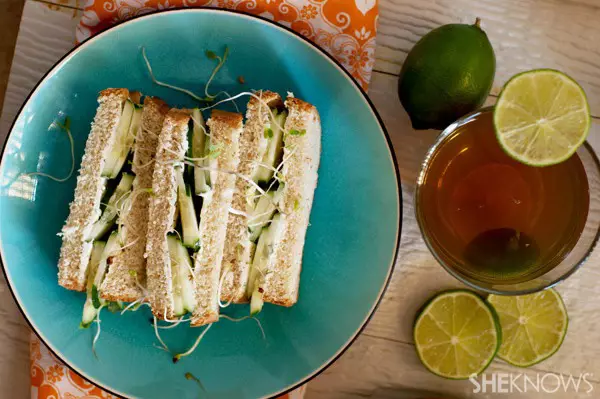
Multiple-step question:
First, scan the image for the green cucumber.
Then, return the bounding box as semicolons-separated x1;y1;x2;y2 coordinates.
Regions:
81;241;106;328
191;109;210;194
255;111;287;183
247;214;281;314
93;231;120;289
102;100;138;178
250;285;264;316
175;167;200;249
87;173;135;241
167;234;196;315
248;192;276;242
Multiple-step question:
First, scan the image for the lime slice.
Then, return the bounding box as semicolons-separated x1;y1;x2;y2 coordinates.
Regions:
414;290;501;379
487;288;568;367
494;69;590;166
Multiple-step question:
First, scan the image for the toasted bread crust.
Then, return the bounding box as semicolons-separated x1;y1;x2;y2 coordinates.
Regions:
99;88;129;100
100;97;168;303
220;91;282;303
209;109;243;131
259;96;321;306
58;88;129;291
191;110;243;326
146;108;192;320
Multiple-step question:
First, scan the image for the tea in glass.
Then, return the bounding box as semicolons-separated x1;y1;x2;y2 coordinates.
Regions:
416;108;591;288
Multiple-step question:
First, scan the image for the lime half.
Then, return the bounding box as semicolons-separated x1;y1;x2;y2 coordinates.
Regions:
494;69;590;166
487;289;568;367
414;290;501;379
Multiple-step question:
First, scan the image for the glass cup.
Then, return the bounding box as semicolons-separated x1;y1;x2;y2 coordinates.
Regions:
415;107;600;295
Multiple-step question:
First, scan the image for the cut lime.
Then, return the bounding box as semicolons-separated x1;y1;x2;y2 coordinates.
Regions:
494;69;590;166
414;290;501;379
487;288;568;367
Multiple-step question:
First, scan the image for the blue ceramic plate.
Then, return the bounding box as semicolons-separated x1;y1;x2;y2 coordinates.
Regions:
0;9;400;398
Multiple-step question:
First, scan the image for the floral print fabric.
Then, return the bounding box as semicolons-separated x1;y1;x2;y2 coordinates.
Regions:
76;0;378;89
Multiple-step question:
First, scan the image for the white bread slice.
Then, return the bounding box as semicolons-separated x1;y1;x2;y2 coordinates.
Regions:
145;108;191;319
191;110;243;326
258;97;321;306
220;91;283;304
100;97;169;302
58;88;129;291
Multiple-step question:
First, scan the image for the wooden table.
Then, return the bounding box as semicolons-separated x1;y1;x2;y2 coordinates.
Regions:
1;1;599;397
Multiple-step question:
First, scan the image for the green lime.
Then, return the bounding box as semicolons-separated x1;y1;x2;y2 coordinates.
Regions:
398;18;495;130
414;290;501;379
493;69;590;166
487;288;568;367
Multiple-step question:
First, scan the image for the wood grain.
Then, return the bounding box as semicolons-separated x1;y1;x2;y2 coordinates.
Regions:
363;71;600;381
0;0;78;142
306;334;599;398
376;0;600;117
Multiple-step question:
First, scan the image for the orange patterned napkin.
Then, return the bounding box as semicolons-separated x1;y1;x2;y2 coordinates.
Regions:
76;0;378;89
31;2;378;397
31;333;307;398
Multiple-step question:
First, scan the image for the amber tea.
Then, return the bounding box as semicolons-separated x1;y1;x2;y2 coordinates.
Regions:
417;109;590;284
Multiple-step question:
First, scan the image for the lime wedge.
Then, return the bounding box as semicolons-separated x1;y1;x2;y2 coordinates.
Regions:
487;288;568;367
414;290;501;379
494;69;590;166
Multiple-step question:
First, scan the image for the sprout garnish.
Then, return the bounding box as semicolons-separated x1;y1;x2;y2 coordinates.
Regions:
22;117;75;182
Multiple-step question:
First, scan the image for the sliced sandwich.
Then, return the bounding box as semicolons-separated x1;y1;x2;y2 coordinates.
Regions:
145;108;196;321
58;88;132;292
145;108;243;325
100;97;169;303
57;89;172;326
219;91;283;304
191;110;243;326
246;96;321;314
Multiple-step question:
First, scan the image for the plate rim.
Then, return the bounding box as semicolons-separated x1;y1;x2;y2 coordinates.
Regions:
0;7;402;399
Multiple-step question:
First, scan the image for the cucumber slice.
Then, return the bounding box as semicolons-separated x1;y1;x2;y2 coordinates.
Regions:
250;285;264;316
167;234;197;315
87;173;135;241
93;231;120;289
248;192;276;242
81;241;106;328
247;214;281;307
102;100;137;178
191;109;210;194
175;167;200;249
247;226;268;298
255;111;287;183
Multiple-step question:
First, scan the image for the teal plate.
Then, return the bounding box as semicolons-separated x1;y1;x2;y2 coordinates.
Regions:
0;9;400;399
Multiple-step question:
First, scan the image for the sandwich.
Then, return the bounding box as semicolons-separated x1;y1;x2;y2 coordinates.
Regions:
100;97;169;303
250;96;321;310
219;93;321;315
219;91;284;304
145;108;242;326
58;87;320;333
57;89;170;326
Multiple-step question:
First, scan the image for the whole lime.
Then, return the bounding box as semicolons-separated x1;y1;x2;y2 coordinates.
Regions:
398;19;495;130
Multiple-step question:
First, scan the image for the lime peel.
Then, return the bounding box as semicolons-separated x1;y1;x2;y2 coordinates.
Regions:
487;288;568;367
494;69;590;167
414;289;501;379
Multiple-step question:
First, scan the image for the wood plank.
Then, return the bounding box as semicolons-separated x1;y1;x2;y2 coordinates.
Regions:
376;0;600;117
0;2;78;395
362;70;600;379
306;334;599;398
0;0;78;142
32;0;83;11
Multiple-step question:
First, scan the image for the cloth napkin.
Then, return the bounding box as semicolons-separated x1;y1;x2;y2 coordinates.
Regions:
31;333;307;398
76;0;378;89
31;1;378;397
